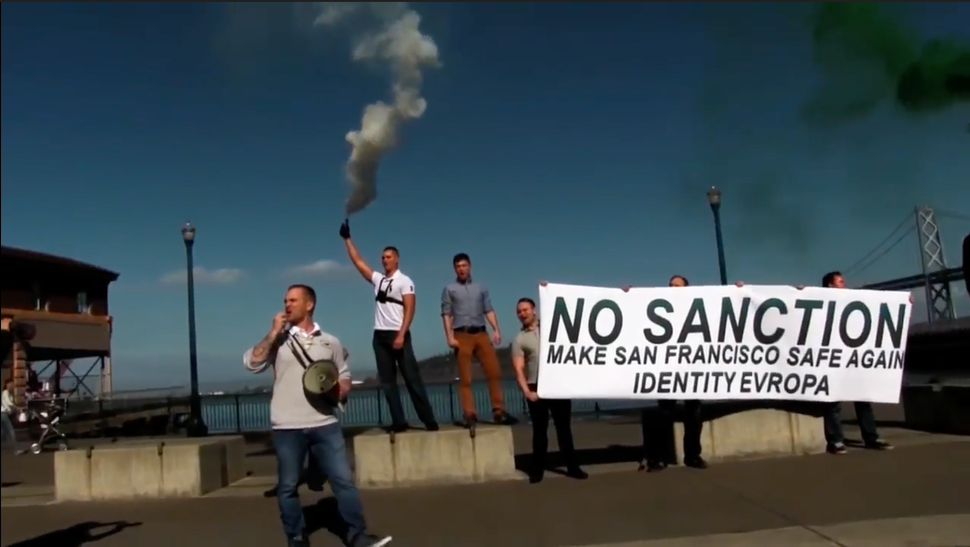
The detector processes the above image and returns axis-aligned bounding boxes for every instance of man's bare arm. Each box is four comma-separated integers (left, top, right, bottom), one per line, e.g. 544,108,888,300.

511,352,530,395
400,294,416,336
485,311,500,333
441,315,454,339
344,239,375,282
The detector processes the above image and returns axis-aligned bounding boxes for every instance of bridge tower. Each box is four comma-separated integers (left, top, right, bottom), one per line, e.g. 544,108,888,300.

915,206,956,323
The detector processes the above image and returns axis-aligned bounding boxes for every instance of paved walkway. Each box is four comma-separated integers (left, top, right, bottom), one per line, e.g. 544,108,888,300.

2,441,969,546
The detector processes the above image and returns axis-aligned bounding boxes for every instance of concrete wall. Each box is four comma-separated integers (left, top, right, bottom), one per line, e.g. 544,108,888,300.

673,409,825,463
902,384,969,435
55,436,246,501
354,426,518,488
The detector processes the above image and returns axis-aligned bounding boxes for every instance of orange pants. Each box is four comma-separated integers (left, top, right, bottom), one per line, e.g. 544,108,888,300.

454,331,504,417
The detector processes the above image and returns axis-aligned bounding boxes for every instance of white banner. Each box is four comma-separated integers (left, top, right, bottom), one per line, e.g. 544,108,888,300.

536,283,912,403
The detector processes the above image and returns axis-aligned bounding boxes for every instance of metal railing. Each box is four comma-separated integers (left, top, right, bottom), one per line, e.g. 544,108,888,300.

200,379,644,434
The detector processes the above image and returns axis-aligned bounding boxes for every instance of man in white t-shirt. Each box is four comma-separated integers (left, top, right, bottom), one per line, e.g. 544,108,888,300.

340,221,438,433
243,284,391,547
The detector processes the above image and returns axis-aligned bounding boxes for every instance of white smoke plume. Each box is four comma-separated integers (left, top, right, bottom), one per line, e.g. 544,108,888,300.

313,2,440,215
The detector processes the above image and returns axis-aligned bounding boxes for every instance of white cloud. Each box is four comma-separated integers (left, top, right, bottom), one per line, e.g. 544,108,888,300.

284,259,350,278
160,266,245,286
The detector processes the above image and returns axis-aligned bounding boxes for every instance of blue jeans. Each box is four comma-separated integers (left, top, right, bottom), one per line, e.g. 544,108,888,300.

1,412,15,446
823,402,880,446
273,423,366,542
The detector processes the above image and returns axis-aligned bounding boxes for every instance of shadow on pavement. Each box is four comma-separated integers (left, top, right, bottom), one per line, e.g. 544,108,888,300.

303,498,349,543
6,521,142,547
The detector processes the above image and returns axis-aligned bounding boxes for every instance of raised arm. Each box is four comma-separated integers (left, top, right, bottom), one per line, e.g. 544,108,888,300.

243,312,287,373
339,221,374,282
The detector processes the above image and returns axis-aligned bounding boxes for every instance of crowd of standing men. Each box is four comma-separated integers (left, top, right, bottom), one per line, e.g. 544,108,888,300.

243,220,901,546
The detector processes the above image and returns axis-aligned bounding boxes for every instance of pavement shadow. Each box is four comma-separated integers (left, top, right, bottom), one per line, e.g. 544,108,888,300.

515,444,643,475
303,497,349,544
6,521,142,547
2,481,22,487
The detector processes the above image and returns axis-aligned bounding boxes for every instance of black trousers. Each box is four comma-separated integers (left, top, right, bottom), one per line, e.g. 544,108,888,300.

372,330,436,427
641,400,703,463
526,384,578,469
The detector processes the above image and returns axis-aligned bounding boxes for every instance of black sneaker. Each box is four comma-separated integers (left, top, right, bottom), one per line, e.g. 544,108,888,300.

288,536,309,547
864,440,893,451
388,423,409,434
684,456,708,469
424,422,440,432
263,485,278,498
826,443,847,455
493,411,519,425
638,459,667,472
565,466,588,480
462,415,478,429
528,469,544,484
354,535,393,547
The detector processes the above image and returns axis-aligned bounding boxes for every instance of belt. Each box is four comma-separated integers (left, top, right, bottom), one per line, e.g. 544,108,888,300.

453,326,486,334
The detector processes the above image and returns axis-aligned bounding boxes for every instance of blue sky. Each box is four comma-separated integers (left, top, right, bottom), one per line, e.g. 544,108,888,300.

2,3,967,390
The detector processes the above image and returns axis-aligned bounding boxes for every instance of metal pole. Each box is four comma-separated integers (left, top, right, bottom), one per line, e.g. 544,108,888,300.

184,237,208,437
711,205,728,286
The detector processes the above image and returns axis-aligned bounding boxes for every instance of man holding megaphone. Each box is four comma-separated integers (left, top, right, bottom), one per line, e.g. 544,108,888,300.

243,284,391,547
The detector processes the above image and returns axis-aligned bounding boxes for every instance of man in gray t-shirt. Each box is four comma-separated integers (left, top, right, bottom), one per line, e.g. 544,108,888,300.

511,291,587,484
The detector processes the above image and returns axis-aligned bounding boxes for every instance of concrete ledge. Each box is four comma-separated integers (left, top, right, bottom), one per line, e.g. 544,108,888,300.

902,384,970,435
670,408,825,463
54,436,246,502
353,425,518,488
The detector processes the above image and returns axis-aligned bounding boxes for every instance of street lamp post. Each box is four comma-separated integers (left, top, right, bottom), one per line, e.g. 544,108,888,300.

181,222,208,437
706,187,729,286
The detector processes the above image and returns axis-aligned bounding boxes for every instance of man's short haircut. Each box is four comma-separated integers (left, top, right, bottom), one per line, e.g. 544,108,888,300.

287,284,317,304
822,271,842,288
669,275,689,286
517,297,536,308
383,246,399,256
453,253,470,265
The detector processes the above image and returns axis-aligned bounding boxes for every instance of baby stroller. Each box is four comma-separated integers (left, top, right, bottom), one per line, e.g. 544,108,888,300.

19,398,69,455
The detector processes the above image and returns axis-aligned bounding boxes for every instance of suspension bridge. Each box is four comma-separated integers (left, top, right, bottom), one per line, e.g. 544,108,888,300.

849,206,968,324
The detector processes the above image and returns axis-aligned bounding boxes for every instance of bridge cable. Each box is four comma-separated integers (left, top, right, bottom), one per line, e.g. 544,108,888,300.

847,226,916,279
843,211,916,277
935,208,970,223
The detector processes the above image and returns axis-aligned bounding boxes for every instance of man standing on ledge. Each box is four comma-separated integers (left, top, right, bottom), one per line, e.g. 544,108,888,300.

624,275,708,472
441,253,517,427
243,284,391,547
819,271,892,454
512,288,587,483
340,221,437,433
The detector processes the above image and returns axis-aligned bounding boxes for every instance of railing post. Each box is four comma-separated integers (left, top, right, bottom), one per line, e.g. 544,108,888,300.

376,389,383,426
448,383,456,424
234,394,242,433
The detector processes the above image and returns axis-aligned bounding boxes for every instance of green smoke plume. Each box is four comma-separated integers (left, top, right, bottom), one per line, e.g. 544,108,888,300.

806,3,969,123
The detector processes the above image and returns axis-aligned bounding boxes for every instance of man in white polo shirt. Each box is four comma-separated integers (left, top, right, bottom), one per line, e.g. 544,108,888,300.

244,284,391,547
340,221,438,433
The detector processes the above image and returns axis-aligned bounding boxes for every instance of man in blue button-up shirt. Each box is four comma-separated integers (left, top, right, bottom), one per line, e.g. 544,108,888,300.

441,253,516,426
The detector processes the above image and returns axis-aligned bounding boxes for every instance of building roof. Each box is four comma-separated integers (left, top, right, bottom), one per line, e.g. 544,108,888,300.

1,245,120,281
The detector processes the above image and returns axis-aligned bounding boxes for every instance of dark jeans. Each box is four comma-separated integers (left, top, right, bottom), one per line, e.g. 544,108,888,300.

526,384,578,469
372,330,436,427
824,401,880,446
641,400,703,463
273,423,366,542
